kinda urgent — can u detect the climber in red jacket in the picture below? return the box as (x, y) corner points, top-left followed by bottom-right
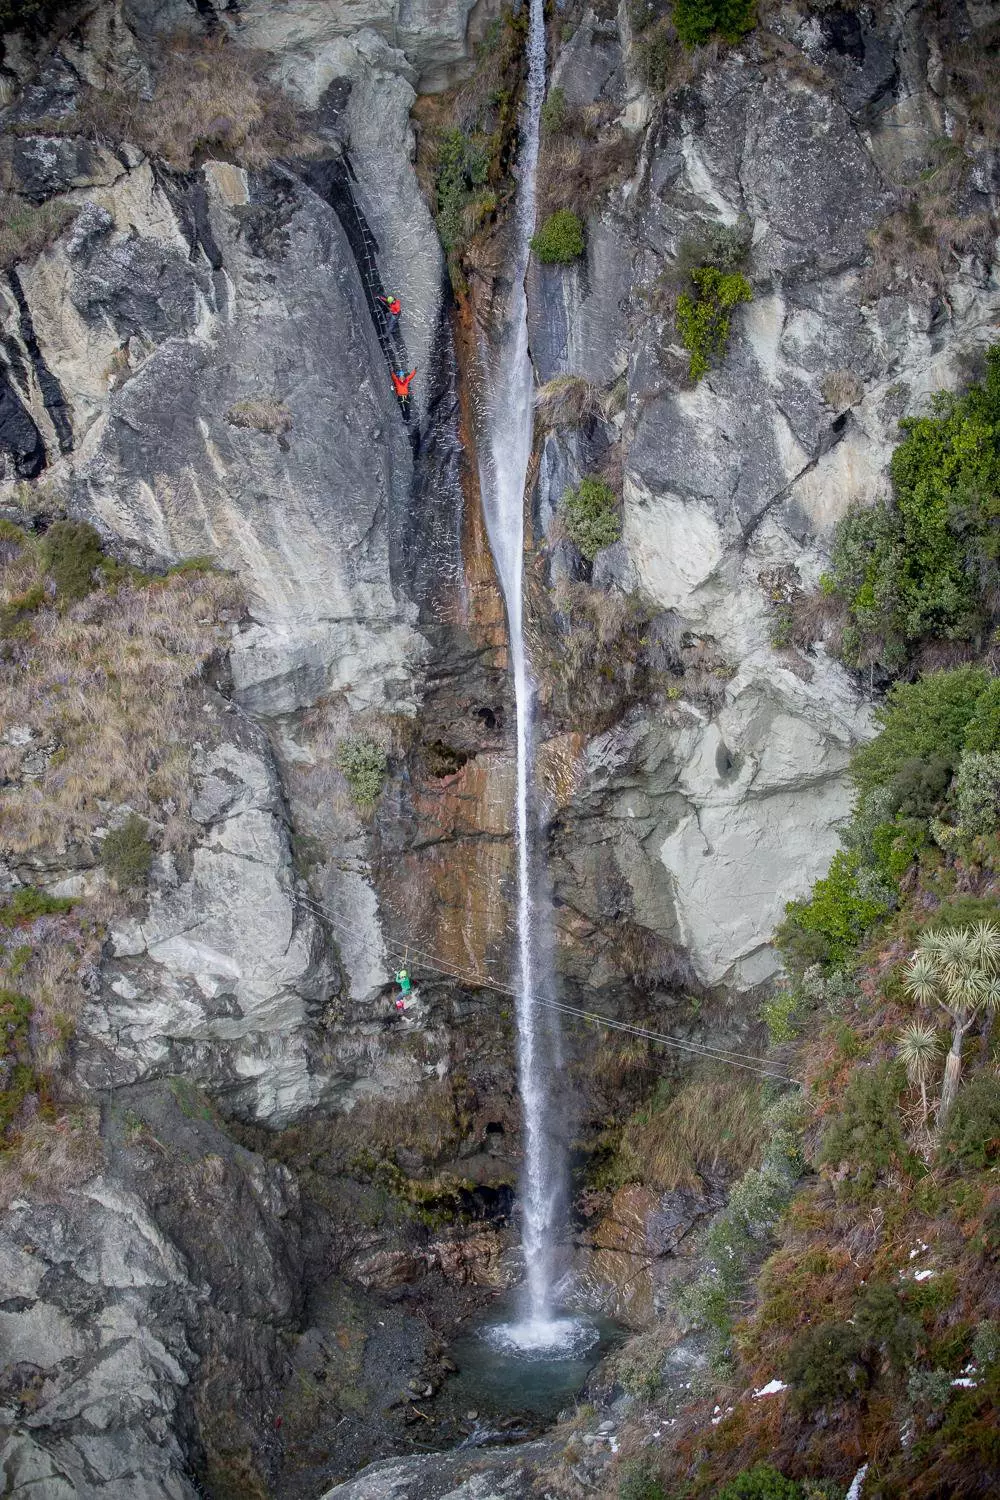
(378, 292), (402, 334)
(391, 367), (416, 403)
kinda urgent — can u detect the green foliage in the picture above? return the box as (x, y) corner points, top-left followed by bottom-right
(717, 1467), (803, 1500)
(972, 1320), (1000, 1368)
(889, 756), (953, 818)
(954, 750), (1000, 835)
(435, 127), (491, 256)
(906, 1366), (955, 1416)
(823, 348), (1000, 671)
(101, 814), (154, 891)
(672, 0), (757, 48)
(939, 1073), (1000, 1169)
(336, 735), (388, 810)
(851, 668), (989, 797)
(761, 986), (802, 1044)
(776, 850), (891, 973)
(531, 208), (585, 265)
(40, 520), (105, 603)
(676, 265), (752, 381)
(964, 679), (1000, 753)
(562, 476), (621, 560)
(617, 1459), (667, 1500)
(819, 1061), (916, 1198)
(0, 887), (73, 927)
(853, 1281), (919, 1376)
(784, 1320), (871, 1413)
(540, 86), (568, 134)
(0, 988), (36, 1139)
(679, 1094), (802, 1361)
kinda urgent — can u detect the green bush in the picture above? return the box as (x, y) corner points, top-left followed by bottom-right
(562, 476), (621, 560)
(676, 265), (752, 381)
(953, 750), (1000, 835)
(784, 1320), (871, 1413)
(673, 0), (757, 48)
(717, 1467), (803, 1500)
(939, 1073), (1000, 1169)
(819, 1061), (916, 1198)
(776, 850), (891, 973)
(531, 208), (585, 265)
(101, 814), (154, 891)
(40, 520), (105, 603)
(618, 1459), (667, 1500)
(851, 668), (990, 798)
(0, 887), (73, 926)
(336, 735), (388, 810)
(435, 127), (491, 255)
(853, 1281), (919, 1376)
(964, 679), (1000, 754)
(540, 85), (568, 134)
(0, 988), (37, 1140)
(823, 348), (1000, 671)
(889, 756), (953, 819)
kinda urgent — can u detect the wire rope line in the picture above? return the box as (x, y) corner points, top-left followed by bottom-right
(288, 886), (801, 1087)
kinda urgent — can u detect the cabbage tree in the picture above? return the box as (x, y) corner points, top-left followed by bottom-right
(903, 923), (1000, 1128)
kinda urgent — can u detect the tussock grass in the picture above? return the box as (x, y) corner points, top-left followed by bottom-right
(0, 525), (242, 855)
(0, 1108), (103, 1207)
(76, 33), (318, 171)
(617, 1075), (766, 1193)
(535, 99), (638, 219)
(0, 192), (77, 270)
(535, 375), (601, 430)
(225, 398), (293, 437)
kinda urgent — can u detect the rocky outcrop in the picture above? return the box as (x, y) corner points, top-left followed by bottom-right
(531, 0), (1000, 987)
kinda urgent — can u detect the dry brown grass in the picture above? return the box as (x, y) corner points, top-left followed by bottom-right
(945, 23), (1000, 143)
(0, 528), (242, 855)
(861, 148), (994, 300)
(225, 397), (292, 437)
(0, 1108), (103, 1207)
(535, 375), (602, 431)
(820, 368), (864, 412)
(617, 1075), (765, 1193)
(76, 33), (318, 171)
(0, 191), (77, 270)
(536, 101), (638, 219)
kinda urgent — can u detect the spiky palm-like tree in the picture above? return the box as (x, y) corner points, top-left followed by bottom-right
(897, 1020), (943, 1129)
(903, 923), (1000, 1129)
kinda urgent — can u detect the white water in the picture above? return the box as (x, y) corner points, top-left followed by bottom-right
(476, 0), (576, 1347)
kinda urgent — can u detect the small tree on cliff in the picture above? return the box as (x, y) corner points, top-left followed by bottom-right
(903, 923), (1000, 1129)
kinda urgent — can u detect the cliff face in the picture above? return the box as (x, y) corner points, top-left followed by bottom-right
(1, 0), (999, 1495)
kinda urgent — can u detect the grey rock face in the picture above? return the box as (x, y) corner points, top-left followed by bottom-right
(529, 15), (1000, 987)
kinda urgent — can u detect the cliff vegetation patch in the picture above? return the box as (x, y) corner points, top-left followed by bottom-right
(530, 207), (585, 264)
(561, 474), (621, 559)
(821, 348), (1000, 674)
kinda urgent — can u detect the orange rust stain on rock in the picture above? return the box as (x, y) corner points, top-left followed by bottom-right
(452, 302), (508, 663)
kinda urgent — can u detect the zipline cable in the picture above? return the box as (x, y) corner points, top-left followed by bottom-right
(288, 886), (800, 1086)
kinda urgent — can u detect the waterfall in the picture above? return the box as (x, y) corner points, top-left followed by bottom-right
(476, 0), (573, 1346)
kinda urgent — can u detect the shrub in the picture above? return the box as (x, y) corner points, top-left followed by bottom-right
(676, 266), (752, 381)
(435, 127), (491, 255)
(531, 208), (585, 265)
(336, 735), (388, 810)
(673, 0), (757, 49)
(717, 1467), (803, 1500)
(889, 755), (952, 818)
(784, 1320), (871, 1413)
(850, 668), (990, 798)
(540, 85), (568, 134)
(40, 520), (105, 603)
(906, 1365), (955, 1416)
(954, 750), (1000, 835)
(225, 398), (292, 437)
(939, 1073), (1000, 1169)
(674, 216), (752, 282)
(823, 348), (1000, 671)
(853, 1281), (919, 1376)
(776, 850), (891, 973)
(972, 1320), (1000, 1368)
(0, 193), (77, 271)
(562, 476), (621, 560)
(0, 989), (36, 1140)
(0, 888), (73, 926)
(761, 986), (802, 1044)
(101, 814), (154, 891)
(618, 1459), (667, 1500)
(819, 1061), (915, 1198)
(964, 678), (1000, 754)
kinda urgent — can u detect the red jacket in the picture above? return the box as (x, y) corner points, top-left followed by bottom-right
(392, 369), (415, 398)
